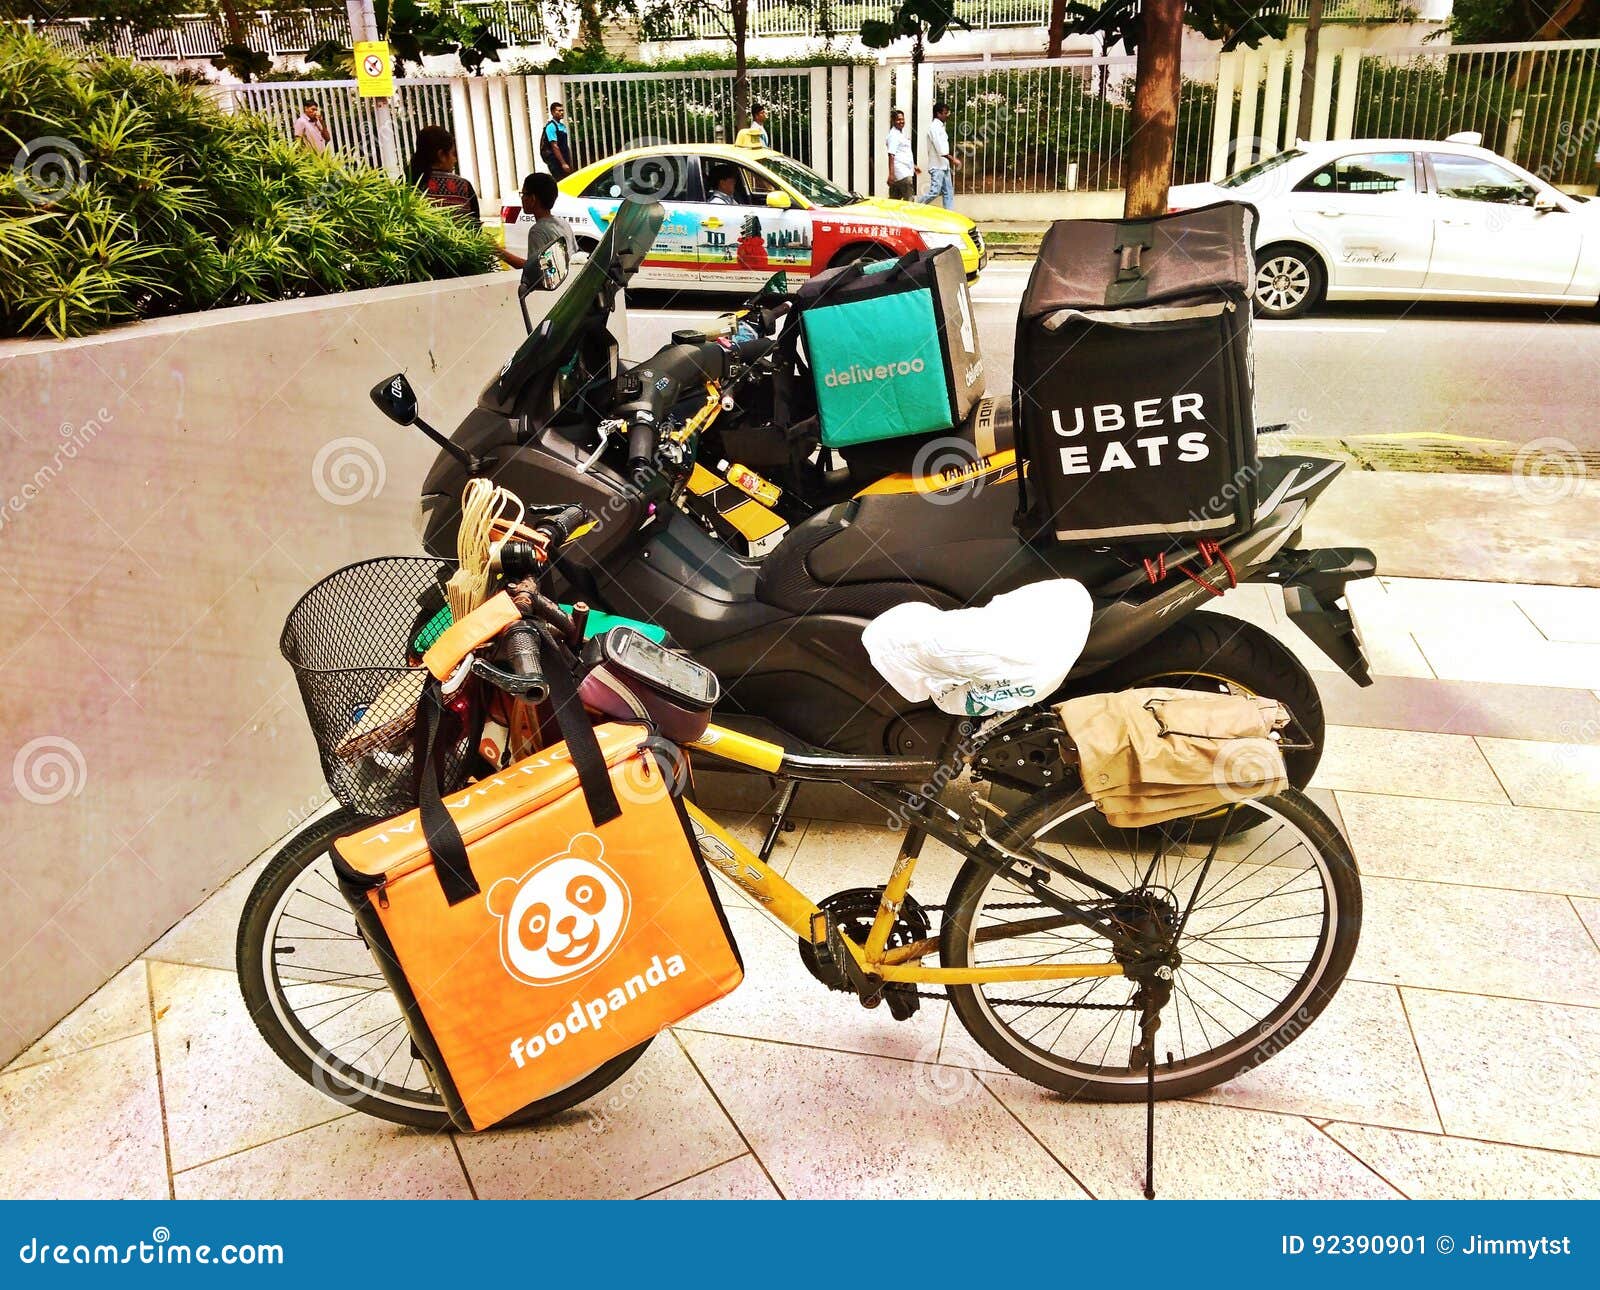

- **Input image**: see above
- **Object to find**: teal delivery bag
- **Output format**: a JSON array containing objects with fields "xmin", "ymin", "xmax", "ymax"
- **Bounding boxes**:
[{"xmin": 796, "ymin": 249, "xmax": 984, "ymax": 449}]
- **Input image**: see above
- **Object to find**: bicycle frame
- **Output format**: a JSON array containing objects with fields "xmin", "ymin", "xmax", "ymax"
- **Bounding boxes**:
[{"xmin": 682, "ymin": 722, "xmax": 1129, "ymax": 987}]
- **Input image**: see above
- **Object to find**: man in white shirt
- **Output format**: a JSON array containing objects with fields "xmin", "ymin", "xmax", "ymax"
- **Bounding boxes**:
[
  {"xmin": 292, "ymin": 100, "xmax": 329, "ymax": 154},
  {"xmin": 885, "ymin": 109, "xmax": 918, "ymax": 200},
  {"xmin": 920, "ymin": 101, "xmax": 958, "ymax": 209}
]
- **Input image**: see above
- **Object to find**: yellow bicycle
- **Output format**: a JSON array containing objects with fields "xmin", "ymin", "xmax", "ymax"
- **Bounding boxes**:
[{"xmin": 240, "ymin": 509, "xmax": 1361, "ymax": 1184}]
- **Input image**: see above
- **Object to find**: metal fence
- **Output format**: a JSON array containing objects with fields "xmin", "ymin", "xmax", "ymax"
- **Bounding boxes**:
[
  {"xmin": 1351, "ymin": 40, "xmax": 1600, "ymax": 185},
  {"xmin": 1279, "ymin": 0, "xmax": 1416, "ymax": 20},
  {"xmin": 558, "ymin": 67, "xmax": 817, "ymax": 166},
  {"xmin": 231, "ymin": 77, "xmax": 456, "ymax": 170},
  {"xmin": 656, "ymin": 0, "xmax": 1052, "ymax": 40},
  {"xmin": 934, "ymin": 56, "xmax": 1224, "ymax": 192}
]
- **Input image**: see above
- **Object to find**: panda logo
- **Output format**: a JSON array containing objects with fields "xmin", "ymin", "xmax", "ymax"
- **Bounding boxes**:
[{"xmin": 486, "ymin": 833, "xmax": 631, "ymax": 987}]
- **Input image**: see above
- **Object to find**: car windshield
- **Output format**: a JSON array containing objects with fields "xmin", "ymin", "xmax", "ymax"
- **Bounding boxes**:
[
  {"xmin": 1219, "ymin": 150, "xmax": 1305, "ymax": 189},
  {"xmin": 759, "ymin": 154, "xmax": 854, "ymax": 207}
]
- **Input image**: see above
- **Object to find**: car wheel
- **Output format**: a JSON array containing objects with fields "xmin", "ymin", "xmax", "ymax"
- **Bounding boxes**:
[{"xmin": 1253, "ymin": 244, "xmax": 1325, "ymax": 320}]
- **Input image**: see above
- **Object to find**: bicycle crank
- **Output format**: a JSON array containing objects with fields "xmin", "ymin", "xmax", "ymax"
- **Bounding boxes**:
[{"xmin": 796, "ymin": 887, "xmax": 930, "ymax": 1020}]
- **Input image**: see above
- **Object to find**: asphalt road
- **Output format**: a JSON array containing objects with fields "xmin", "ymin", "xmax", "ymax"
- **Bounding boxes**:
[{"xmin": 626, "ymin": 258, "xmax": 1600, "ymax": 452}]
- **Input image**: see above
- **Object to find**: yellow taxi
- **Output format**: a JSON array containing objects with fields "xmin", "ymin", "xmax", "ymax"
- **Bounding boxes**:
[{"xmin": 507, "ymin": 141, "xmax": 987, "ymax": 290}]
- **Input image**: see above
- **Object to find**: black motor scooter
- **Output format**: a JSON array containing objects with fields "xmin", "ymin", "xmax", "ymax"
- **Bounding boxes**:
[{"xmin": 380, "ymin": 201, "xmax": 1375, "ymax": 792}]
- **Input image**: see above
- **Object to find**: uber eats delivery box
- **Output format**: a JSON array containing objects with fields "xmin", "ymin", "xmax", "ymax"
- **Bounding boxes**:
[
  {"xmin": 1013, "ymin": 202, "xmax": 1258, "ymax": 548},
  {"xmin": 333, "ymin": 717, "xmax": 742, "ymax": 1131},
  {"xmin": 799, "ymin": 247, "xmax": 983, "ymax": 448}
]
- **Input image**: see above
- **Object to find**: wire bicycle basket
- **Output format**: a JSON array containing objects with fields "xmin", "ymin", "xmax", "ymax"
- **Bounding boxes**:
[{"xmin": 280, "ymin": 556, "xmax": 468, "ymax": 818}]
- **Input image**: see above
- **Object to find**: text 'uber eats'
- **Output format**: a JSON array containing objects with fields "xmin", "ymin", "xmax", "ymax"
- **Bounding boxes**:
[{"xmin": 1050, "ymin": 392, "xmax": 1214, "ymax": 474}]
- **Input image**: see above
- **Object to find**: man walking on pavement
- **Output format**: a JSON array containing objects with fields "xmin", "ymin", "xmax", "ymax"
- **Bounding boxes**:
[
  {"xmin": 885, "ymin": 108, "xmax": 918, "ymax": 200},
  {"xmin": 541, "ymin": 102, "xmax": 573, "ymax": 178},
  {"xmin": 920, "ymin": 101, "xmax": 958, "ymax": 209}
]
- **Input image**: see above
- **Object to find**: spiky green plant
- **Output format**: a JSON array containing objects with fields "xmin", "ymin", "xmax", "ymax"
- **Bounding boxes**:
[{"xmin": 0, "ymin": 31, "xmax": 499, "ymax": 340}]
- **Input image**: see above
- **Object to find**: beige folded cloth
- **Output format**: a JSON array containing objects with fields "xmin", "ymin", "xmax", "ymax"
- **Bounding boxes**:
[{"xmin": 1055, "ymin": 687, "xmax": 1290, "ymax": 828}]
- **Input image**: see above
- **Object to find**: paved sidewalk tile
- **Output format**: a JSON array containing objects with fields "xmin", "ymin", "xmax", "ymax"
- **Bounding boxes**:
[
  {"xmin": 1574, "ymin": 898, "xmax": 1600, "ymax": 948},
  {"xmin": 1196, "ymin": 981, "xmax": 1440, "ymax": 1132},
  {"xmin": 986, "ymin": 1082, "xmax": 1398, "ymax": 1200},
  {"xmin": 145, "ymin": 855, "xmax": 270, "ymax": 973},
  {"xmin": 1313, "ymin": 727, "xmax": 1508, "ymax": 804},
  {"xmin": 644, "ymin": 1154, "xmax": 780, "ymax": 1199},
  {"xmin": 1318, "ymin": 675, "xmax": 1600, "ymax": 746},
  {"xmin": 1337, "ymin": 793, "xmax": 1600, "ymax": 897},
  {"xmin": 0, "ymin": 1032, "xmax": 168, "ymax": 1199},
  {"xmin": 1512, "ymin": 585, "xmax": 1600, "ymax": 644},
  {"xmin": 2, "ymin": 961, "xmax": 150, "ymax": 1074},
  {"xmin": 1402, "ymin": 989, "xmax": 1600, "ymax": 1155},
  {"xmin": 149, "ymin": 961, "xmax": 349, "ymax": 1173},
  {"xmin": 1323, "ymin": 1123, "xmax": 1600, "ymax": 1199},
  {"xmin": 680, "ymin": 1031, "xmax": 1087, "ymax": 1199},
  {"xmin": 1476, "ymin": 738, "xmax": 1600, "ymax": 812},
  {"xmin": 1412, "ymin": 631, "xmax": 1600, "ymax": 691},
  {"xmin": 454, "ymin": 1035, "xmax": 743, "ymax": 1200},
  {"xmin": 1352, "ymin": 878, "xmax": 1600, "ymax": 1006},
  {"xmin": 175, "ymin": 1114, "xmax": 470, "ymax": 1199}
]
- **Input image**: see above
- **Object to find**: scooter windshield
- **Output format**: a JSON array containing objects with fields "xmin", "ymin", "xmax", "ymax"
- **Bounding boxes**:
[{"xmin": 480, "ymin": 200, "xmax": 665, "ymax": 415}]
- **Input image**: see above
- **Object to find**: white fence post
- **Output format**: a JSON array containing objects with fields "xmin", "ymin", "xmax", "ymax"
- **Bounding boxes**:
[
  {"xmin": 809, "ymin": 67, "xmax": 829, "ymax": 170},
  {"xmin": 1332, "ymin": 49, "xmax": 1362, "ymax": 140},
  {"xmin": 448, "ymin": 78, "xmax": 478, "ymax": 189},
  {"xmin": 1235, "ymin": 48, "xmax": 1261, "ymax": 168},
  {"xmin": 1209, "ymin": 53, "xmax": 1238, "ymax": 181},
  {"xmin": 914, "ymin": 59, "xmax": 934, "ymax": 156},
  {"xmin": 1259, "ymin": 47, "xmax": 1286, "ymax": 156},
  {"xmin": 487, "ymin": 76, "xmax": 517, "ymax": 202},
  {"xmin": 508, "ymin": 75, "xmax": 534, "ymax": 183},
  {"xmin": 1307, "ymin": 45, "xmax": 1337, "ymax": 142},
  {"xmin": 830, "ymin": 65, "xmax": 850, "ymax": 183},
  {"xmin": 872, "ymin": 62, "xmax": 893, "ymax": 196},
  {"xmin": 851, "ymin": 63, "xmax": 871, "ymax": 193},
  {"xmin": 1282, "ymin": 41, "xmax": 1304, "ymax": 147}
]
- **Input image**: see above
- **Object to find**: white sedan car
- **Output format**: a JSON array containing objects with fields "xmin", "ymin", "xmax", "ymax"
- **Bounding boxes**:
[{"xmin": 1169, "ymin": 135, "xmax": 1600, "ymax": 318}]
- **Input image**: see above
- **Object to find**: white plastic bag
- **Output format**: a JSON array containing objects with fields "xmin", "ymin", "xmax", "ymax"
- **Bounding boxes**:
[{"xmin": 863, "ymin": 580, "xmax": 1094, "ymax": 717}]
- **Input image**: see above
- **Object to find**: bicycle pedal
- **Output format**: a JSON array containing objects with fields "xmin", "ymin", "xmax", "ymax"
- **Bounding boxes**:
[{"xmin": 807, "ymin": 910, "xmax": 876, "ymax": 998}]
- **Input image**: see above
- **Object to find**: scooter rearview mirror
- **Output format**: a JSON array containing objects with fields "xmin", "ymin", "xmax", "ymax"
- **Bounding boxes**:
[
  {"xmin": 370, "ymin": 373, "xmax": 418, "ymax": 426},
  {"xmin": 369, "ymin": 372, "xmax": 485, "ymax": 478}
]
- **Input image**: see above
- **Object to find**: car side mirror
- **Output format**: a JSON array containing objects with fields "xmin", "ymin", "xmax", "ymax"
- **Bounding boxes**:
[
  {"xmin": 765, "ymin": 190, "xmax": 793, "ymax": 210},
  {"xmin": 1534, "ymin": 192, "xmax": 1561, "ymax": 214},
  {"xmin": 370, "ymin": 372, "xmax": 418, "ymax": 426}
]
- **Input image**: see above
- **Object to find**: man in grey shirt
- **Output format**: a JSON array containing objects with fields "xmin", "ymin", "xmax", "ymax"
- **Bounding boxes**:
[{"xmin": 515, "ymin": 172, "xmax": 576, "ymax": 292}]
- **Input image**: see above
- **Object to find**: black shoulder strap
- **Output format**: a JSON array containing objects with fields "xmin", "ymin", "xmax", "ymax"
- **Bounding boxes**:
[{"xmin": 416, "ymin": 632, "xmax": 620, "ymax": 908}]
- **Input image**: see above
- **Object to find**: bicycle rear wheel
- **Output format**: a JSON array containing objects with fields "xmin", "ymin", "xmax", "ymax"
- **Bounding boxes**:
[
  {"xmin": 940, "ymin": 785, "xmax": 1359, "ymax": 1101},
  {"xmin": 236, "ymin": 807, "xmax": 652, "ymax": 1131}
]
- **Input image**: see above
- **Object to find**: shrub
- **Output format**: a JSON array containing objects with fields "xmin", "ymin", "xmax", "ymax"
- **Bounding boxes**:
[{"xmin": 0, "ymin": 31, "xmax": 498, "ymax": 341}]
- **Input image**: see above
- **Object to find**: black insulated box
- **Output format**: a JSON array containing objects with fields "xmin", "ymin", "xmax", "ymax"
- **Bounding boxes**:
[{"xmin": 1013, "ymin": 202, "xmax": 1259, "ymax": 548}]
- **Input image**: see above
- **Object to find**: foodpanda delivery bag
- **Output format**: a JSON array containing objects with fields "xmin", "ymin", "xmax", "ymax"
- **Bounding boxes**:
[{"xmin": 333, "ymin": 648, "xmax": 741, "ymax": 1131}]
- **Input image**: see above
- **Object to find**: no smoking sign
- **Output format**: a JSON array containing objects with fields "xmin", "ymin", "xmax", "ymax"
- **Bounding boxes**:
[{"xmin": 354, "ymin": 40, "xmax": 393, "ymax": 98}]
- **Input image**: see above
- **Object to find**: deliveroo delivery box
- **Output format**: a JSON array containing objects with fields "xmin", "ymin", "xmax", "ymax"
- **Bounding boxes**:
[{"xmin": 799, "ymin": 247, "xmax": 984, "ymax": 449}]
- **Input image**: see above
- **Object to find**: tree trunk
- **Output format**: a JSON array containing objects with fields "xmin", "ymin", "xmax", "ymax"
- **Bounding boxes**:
[
  {"xmin": 578, "ymin": 0, "xmax": 605, "ymax": 50},
  {"xmin": 216, "ymin": 0, "xmax": 248, "ymax": 47},
  {"xmin": 734, "ymin": 0, "xmax": 750, "ymax": 127},
  {"xmin": 1295, "ymin": 0, "xmax": 1325, "ymax": 143},
  {"xmin": 1512, "ymin": 0, "xmax": 1590, "ymax": 90},
  {"xmin": 1047, "ymin": 0, "xmax": 1067, "ymax": 57},
  {"xmin": 1124, "ymin": 0, "xmax": 1183, "ymax": 217}
]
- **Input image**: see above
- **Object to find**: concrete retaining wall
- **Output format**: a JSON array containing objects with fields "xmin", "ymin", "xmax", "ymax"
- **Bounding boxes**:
[{"xmin": 0, "ymin": 271, "xmax": 573, "ymax": 1065}]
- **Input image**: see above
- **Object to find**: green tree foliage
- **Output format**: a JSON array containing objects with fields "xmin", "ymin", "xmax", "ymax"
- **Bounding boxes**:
[
  {"xmin": 0, "ymin": 30, "xmax": 497, "ymax": 340},
  {"xmin": 306, "ymin": 0, "xmax": 506, "ymax": 76}
]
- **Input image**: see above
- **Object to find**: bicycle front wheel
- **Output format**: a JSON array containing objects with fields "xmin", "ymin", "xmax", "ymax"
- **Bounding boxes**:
[
  {"xmin": 236, "ymin": 807, "xmax": 652, "ymax": 1131},
  {"xmin": 940, "ymin": 785, "xmax": 1360, "ymax": 1101}
]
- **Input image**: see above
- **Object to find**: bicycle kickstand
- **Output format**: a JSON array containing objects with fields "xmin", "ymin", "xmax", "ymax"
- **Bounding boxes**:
[{"xmin": 759, "ymin": 779, "xmax": 799, "ymax": 863}]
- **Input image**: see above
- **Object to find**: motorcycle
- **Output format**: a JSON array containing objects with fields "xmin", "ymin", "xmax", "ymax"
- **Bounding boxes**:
[{"xmin": 378, "ymin": 200, "xmax": 1375, "ymax": 793}]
